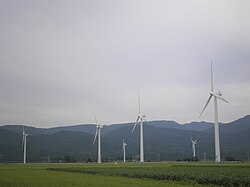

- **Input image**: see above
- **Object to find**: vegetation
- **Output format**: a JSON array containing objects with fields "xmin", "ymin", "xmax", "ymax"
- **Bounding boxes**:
[
  {"xmin": 0, "ymin": 163, "xmax": 204, "ymax": 187},
  {"xmin": 1, "ymin": 162, "xmax": 250, "ymax": 186},
  {"xmin": 1, "ymin": 115, "xmax": 250, "ymax": 162},
  {"xmin": 49, "ymin": 162, "xmax": 250, "ymax": 187}
]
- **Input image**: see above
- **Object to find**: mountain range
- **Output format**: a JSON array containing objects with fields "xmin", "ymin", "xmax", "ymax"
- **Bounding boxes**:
[{"xmin": 0, "ymin": 115, "xmax": 249, "ymax": 163}]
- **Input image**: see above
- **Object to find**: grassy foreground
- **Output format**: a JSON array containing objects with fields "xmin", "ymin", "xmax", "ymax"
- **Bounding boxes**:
[
  {"xmin": 1, "ymin": 162, "xmax": 250, "ymax": 187},
  {"xmin": 51, "ymin": 163, "xmax": 250, "ymax": 187},
  {"xmin": 0, "ymin": 163, "xmax": 205, "ymax": 187},
  {"xmin": 49, "ymin": 162, "xmax": 250, "ymax": 187}
]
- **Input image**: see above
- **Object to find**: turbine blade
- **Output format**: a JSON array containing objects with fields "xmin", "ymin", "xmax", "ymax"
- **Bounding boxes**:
[
  {"xmin": 132, "ymin": 116, "xmax": 140, "ymax": 133},
  {"xmin": 138, "ymin": 94, "xmax": 141, "ymax": 114},
  {"xmin": 93, "ymin": 129, "xmax": 98, "ymax": 144},
  {"xmin": 199, "ymin": 95, "xmax": 213, "ymax": 118},
  {"xmin": 215, "ymin": 95, "xmax": 229, "ymax": 103},
  {"xmin": 94, "ymin": 115, "xmax": 98, "ymax": 125},
  {"xmin": 211, "ymin": 60, "xmax": 214, "ymax": 92},
  {"xmin": 191, "ymin": 138, "xmax": 193, "ymax": 143}
]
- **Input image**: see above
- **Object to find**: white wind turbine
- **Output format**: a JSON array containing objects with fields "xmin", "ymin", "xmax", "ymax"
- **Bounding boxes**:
[
  {"xmin": 122, "ymin": 139, "xmax": 127, "ymax": 163},
  {"xmin": 132, "ymin": 94, "xmax": 146, "ymax": 163},
  {"xmin": 22, "ymin": 127, "xmax": 28, "ymax": 164},
  {"xmin": 93, "ymin": 116, "xmax": 103, "ymax": 164},
  {"xmin": 191, "ymin": 138, "xmax": 197, "ymax": 158},
  {"xmin": 199, "ymin": 61, "xmax": 229, "ymax": 163}
]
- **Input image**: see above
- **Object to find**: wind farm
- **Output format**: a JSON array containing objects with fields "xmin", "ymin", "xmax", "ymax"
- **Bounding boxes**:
[
  {"xmin": 1, "ymin": 61, "xmax": 249, "ymax": 186},
  {"xmin": 8, "ymin": 64, "xmax": 233, "ymax": 165},
  {"xmin": 0, "ymin": 68, "xmax": 249, "ymax": 187},
  {"xmin": 1, "ymin": 0, "xmax": 250, "ymax": 186}
]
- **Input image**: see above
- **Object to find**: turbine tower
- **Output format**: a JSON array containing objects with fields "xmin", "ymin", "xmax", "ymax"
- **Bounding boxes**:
[
  {"xmin": 22, "ymin": 127, "xmax": 28, "ymax": 164},
  {"xmin": 191, "ymin": 138, "xmax": 197, "ymax": 158},
  {"xmin": 132, "ymin": 94, "xmax": 146, "ymax": 163},
  {"xmin": 199, "ymin": 61, "xmax": 229, "ymax": 163},
  {"xmin": 93, "ymin": 116, "xmax": 102, "ymax": 164},
  {"xmin": 122, "ymin": 139, "xmax": 127, "ymax": 163}
]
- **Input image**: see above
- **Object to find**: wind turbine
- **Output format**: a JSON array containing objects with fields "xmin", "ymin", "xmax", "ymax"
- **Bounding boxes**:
[
  {"xmin": 199, "ymin": 61, "xmax": 229, "ymax": 163},
  {"xmin": 132, "ymin": 94, "xmax": 146, "ymax": 163},
  {"xmin": 122, "ymin": 139, "xmax": 127, "ymax": 163},
  {"xmin": 22, "ymin": 127, "xmax": 28, "ymax": 164},
  {"xmin": 191, "ymin": 138, "xmax": 197, "ymax": 158},
  {"xmin": 93, "ymin": 116, "xmax": 103, "ymax": 164}
]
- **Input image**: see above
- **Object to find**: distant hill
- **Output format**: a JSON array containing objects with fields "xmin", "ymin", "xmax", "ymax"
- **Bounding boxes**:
[
  {"xmin": 148, "ymin": 120, "xmax": 213, "ymax": 132},
  {"xmin": 1, "ymin": 123, "xmax": 130, "ymax": 136},
  {"xmin": 220, "ymin": 115, "xmax": 250, "ymax": 134},
  {"xmin": 0, "ymin": 115, "xmax": 249, "ymax": 163},
  {"xmin": 47, "ymin": 124, "xmax": 126, "ymax": 135},
  {"xmin": 205, "ymin": 115, "xmax": 250, "ymax": 134},
  {"xmin": 1, "ymin": 125, "xmax": 48, "ymax": 136}
]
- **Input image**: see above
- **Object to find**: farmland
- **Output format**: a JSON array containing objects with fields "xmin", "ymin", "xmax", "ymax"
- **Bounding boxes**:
[{"xmin": 0, "ymin": 162, "xmax": 250, "ymax": 187}]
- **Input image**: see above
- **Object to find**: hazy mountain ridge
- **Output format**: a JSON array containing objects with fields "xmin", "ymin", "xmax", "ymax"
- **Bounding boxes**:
[
  {"xmin": 5, "ymin": 115, "xmax": 246, "ymax": 136},
  {"xmin": 0, "ymin": 115, "xmax": 249, "ymax": 162},
  {"xmin": 148, "ymin": 120, "xmax": 213, "ymax": 132},
  {"xmin": 205, "ymin": 115, "xmax": 250, "ymax": 134},
  {"xmin": 0, "ymin": 123, "xmax": 131, "ymax": 136}
]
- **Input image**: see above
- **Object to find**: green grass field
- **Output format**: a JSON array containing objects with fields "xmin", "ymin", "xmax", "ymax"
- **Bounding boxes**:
[{"xmin": 0, "ymin": 162, "xmax": 250, "ymax": 187}]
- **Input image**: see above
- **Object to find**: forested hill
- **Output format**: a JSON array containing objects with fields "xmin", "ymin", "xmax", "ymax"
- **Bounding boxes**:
[{"xmin": 0, "ymin": 115, "xmax": 249, "ymax": 162}]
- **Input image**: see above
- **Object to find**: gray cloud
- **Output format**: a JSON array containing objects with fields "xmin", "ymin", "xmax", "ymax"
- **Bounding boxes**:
[{"xmin": 0, "ymin": 0, "xmax": 249, "ymax": 127}]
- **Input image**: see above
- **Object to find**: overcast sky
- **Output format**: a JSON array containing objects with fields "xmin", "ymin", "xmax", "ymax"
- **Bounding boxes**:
[{"xmin": 0, "ymin": 0, "xmax": 249, "ymax": 127}]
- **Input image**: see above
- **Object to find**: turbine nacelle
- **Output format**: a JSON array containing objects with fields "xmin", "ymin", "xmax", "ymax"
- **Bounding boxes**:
[
  {"xmin": 209, "ymin": 91, "xmax": 229, "ymax": 103},
  {"xmin": 23, "ymin": 133, "xmax": 28, "ymax": 137},
  {"xmin": 22, "ymin": 128, "xmax": 28, "ymax": 136},
  {"xmin": 138, "ymin": 114, "xmax": 146, "ymax": 119},
  {"xmin": 122, "ymin": 141, "xmax": 127, "ymax": 151},
  {"xmin": 191, "ymin": 138, "xmax": 197, "ymax": 144},
  {"xmin": 122, "ymin": 139, "xmax": 127, "ymax": 147},
  {"xmin": 132, "ymin": 114, "xmax": 147, "ymax": 133},
  {"xmin": 200, "ymin": 91, "xmax": 229, "ymax": 118},
  {"xmin": 22, "ymin": 128, "xmax": 28, "ymax": 148},
  {"xmin": 96, "ymin": 124, "xmax": 103, "ymax": 129},
  {"xmin": 210, "ymin": 91, "xmax": 222, "ymax": 97},
  {"xmin": 93, "ymin": 120, "xmax": 103, "ymax": 144}
]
